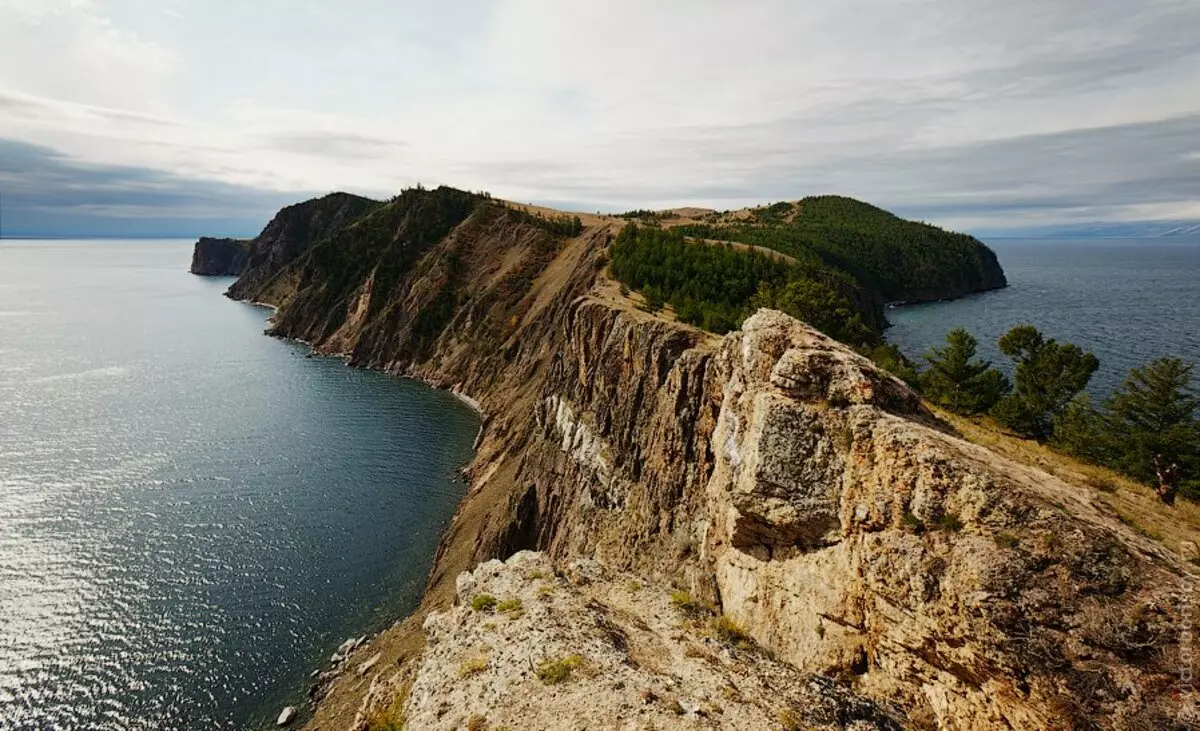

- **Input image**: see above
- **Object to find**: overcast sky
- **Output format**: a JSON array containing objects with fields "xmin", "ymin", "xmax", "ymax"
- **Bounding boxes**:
[{"xmin": 1, "ymin": 0, "xmax": 1198, "ymax": 236}]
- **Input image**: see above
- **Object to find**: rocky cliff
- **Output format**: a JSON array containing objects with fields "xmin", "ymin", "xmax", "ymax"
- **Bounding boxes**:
[
  {"xmin": 189, "ymin": 237, "xmax": 251, "ymax": 275},
  {"xmin": 200, "ymin": 189, "xmax": 1194, "ymax": 730}
]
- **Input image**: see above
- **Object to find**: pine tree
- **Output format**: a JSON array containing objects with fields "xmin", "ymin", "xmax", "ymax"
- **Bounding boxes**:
[
  {"xmin": 1103, "ymin": 357, "xmax": 1199, "ymax": 504},
  {"xmin": 992, "ymin": 325, "xmax": 1099, "ymax": 439},
  {"xmin": 921, "ymin": 329, "xmax": 1009, "ymax": 414}
]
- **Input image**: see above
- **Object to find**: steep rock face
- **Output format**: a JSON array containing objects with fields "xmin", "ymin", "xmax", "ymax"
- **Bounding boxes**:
[
  {"xmin": 204, "ymin": 191, "xmax": 1188, "ymax": 730},
  {"xmin": 702, "ymin": 312, "xmax": 1184, "ymax": 729},
  {"xmin": 189, "ymin": 237, "xmax": 250, "ymax": 275}
]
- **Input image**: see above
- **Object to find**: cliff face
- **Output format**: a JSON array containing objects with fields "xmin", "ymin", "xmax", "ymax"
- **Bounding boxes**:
[
  {"xmin": 226, "ymin": 192, "xmax": 383, "ymax": 302},
  {"xmin": 189, "ymin": 237, "xmax": 250, "ymax": 275},
  {"xmin": 200, "ymin": 190, "xmax": 1191, "ymax": 730}
]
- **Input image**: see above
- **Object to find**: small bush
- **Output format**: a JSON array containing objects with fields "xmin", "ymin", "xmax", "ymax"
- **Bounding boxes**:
[
  {"xmin": 457, "ymin": 656, "xmax": 488, "ymax": 678},
  {"xmin": 901, "ymin": 509, "xmax": 924, "ymax": 533},
  {"xmin": 670, "ymin": 590, "xmax": 714, "ymax": 619},
  {"xmin": 714, "ymin": 616, "xmax": 754, "ymax": 649},
  {"xmin": 497, "ymin": 599, "xmax": 524, "ymax": 618},
  {"xmin": 936, "ymin": 512, "xmax": 963, "ymax": 532},
  {"xmin": 471, "ymin": 594, "xmax": 498, "ymax": 612},
  {"xmin": 994, "ymin": 532, "xmax": 1020, "ymax": 549},
  {"xmin": 536, "ymin": 654, "xmax": 585, "ymax": 684}
]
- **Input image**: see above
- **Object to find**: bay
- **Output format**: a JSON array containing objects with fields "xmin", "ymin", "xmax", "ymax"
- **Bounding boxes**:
[{"xmin": 0, "ymin": 240, "xmax": 479, "ymax": 729}]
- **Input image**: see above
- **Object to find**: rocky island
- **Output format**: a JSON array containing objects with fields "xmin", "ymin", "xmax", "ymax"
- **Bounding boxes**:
[{"xmin": 195, "ymin": 188, "xmax": 1190, "ymax": 730}]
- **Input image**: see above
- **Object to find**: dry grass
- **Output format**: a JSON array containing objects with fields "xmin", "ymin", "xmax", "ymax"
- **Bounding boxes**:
[
  {"xmin": 535, "ymin": 654, "xmax": 587, "ymax": 684},
  {"xmin": 670, "ymin": 590, "xmax": 715, "ymax": 619},
  {"xmin": 457, "ymin": 655, "xmax": 489, "ymax": 679},
  {"xmin": 936, "ymin": 408, "xmax": 1200, "ymax": 552}
]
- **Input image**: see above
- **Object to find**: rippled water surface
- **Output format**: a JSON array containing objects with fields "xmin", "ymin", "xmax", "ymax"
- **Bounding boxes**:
[
  {"xmin": 886, "ymin": 238, "xmax": 1200, "ymax": 396},
  {"xmin": 0, "ymin": 240, "xmax": 479, "ymax": 729}
]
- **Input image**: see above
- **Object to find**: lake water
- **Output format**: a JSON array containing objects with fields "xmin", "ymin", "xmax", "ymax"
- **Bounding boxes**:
[
  {"xmin": 0, "ymin": 240, "xmax": 480, "ymax": 729},
  {"xmin": 886, "ymin": 238, "xmax": 1200, "ymax": 397}
]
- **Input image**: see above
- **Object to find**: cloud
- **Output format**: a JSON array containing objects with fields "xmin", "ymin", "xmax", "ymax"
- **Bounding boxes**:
[
  {"xmin": 266, "ymin": 131, "xmax": 408, "ymax": 160},
  {"xmin": 0, "ymin": 138, "xmax": 313, "ymax": 237},
  {"xmin": 0, "ymin": 0, "xmax": 1196, "ymax": 234}
]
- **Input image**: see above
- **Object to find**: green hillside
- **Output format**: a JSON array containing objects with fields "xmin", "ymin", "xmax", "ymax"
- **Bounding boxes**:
[{"xmin": 610, "ymin": 196, "xmax": 1006, "ymax": 344}]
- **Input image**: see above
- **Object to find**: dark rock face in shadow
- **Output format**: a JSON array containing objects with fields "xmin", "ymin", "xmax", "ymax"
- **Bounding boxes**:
[{"xmin": 189, "ymin": 237, "xmax": 251, "ymax": 276}]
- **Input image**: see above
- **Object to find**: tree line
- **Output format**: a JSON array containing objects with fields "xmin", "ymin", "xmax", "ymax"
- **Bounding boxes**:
[
  {"xmin": 908, "ymin": 326, "xmax": 1198, "ymax": 504},
  {"xmin": 608, "ymin": 224, "xmax": 877, "ymax": 342},
  {"xmin": 675, "ymin": 195, "xmax": 1005, "ymax": 304}
]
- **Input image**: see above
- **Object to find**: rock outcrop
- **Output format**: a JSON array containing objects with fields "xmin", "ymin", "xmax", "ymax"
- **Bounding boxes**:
[
  {"xmin": 189, "ymin": 237, "xmax": 250, "ymax": 275},
  {"xmin": 196, "ymin": 189, "xmax": 1193, "ymax": 730},
  {"xmin": 370, "ymin": 551, "xmax": 905, "ymax": 730}
]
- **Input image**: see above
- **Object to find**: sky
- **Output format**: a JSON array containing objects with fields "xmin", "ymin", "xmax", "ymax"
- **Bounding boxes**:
[{"xmin": 1, "ymin": 0, "xmax": 1198, "ymax": 237}]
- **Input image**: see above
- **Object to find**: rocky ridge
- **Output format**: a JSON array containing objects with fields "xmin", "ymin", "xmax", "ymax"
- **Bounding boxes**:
[{"xmin": 200, "ymin": 189, "xmax": 1194, "ymax": 730}]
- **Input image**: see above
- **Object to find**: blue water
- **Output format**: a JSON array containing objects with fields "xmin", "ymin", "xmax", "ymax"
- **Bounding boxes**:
[
  {"xmin": 886, "ymin": 238, "xmax": 1200, "ymax": 397},
  {"xmin": 0, "ymin": 240, "xmax": 480, "ymax": 729}
]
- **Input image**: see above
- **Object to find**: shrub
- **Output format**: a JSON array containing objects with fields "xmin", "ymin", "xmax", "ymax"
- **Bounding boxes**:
[
  {"xmin": 714, "ymin": 616, "xmax": 754, "ymax": 649},
  {"xmin": 457, "ymin": 656, "xmax": 488, "ymax": 678},
  {"xmin": 496, "ymin": 599, "xmax": 524, "ymax": 618},
  {"xmin": 536, "ymin": 654, "xmax": 585, "ymax": 684},
  {"xmin": 471, "ymin": 594, "xmax": 497, "ymax": 612},
  {"xmin": 994, "ymin": 532, "xmax": 1020, "ymax": 549},
  {"xmin": 670, "ymin": 590, "xmax": 714, "ymax": 619},
  {"xmin": 936, "ymin": 512, "xmax": 964, "ymax": 532},
  {"xmin": 901, "ymin": 509, "xmax": 924, "ymax": 533}
]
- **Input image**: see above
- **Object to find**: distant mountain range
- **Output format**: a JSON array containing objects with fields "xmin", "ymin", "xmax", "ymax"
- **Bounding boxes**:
[{"xmin": 972, "ymin": 220, "xmax": 1200, "ymax": 239}]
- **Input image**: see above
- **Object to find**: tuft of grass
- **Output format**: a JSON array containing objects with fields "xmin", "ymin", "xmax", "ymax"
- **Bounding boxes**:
[
  {"xmin": 536, "ymin": 654, "xmax": 585, "ymax": 685},
  {"xmin": 626, "ymin": 580, "xmax": 643, "ymax": 592},
  {"xmin": 364, "ymin": 671, "xmax": 413, "ymax": 731},
  {"xmin": 993, "ymin": 532, "xmax": 1020, "ymax": 549},
  {"xmin": 466, "ymin": 714, "xmax": 487, "ymax": 731},
  {"xmin": 779, "ymin": 707, "xmax": 805, "ymax": 731},
  {"xmin": 471, "ymin": 594, "xmax": 498, "ymax": 612},
  {"xmin": 936, "ymin": 512, "xmax": 964, "ymax": 532},
  {"xmin": 537, "ymin": 585, "xmax": 555, "ymax": 599},
  {"xmin": 1087, "ymin": 476, "xmax": 1119, "ymax": 493},
  {"xmin": 714, "ymin": 615, "xmax": 754, "ymax": 649},
  {"xmin": 497, "ymin": 599, "xmax": 524, "ymax": 618},
  {"xmin": 901, "ymin": 509, "xmax": 925, "ymax": 534},
  {"xmin": 671, "ymin": 590, "xmax": 715, "ymax": 619},
  {"xmin": 527, "ymin": 569, "xmax": 549, "ymax": 581},
  {"xmin": 457, "ymin": 656, "xmax": 488, "ymax": 679}
]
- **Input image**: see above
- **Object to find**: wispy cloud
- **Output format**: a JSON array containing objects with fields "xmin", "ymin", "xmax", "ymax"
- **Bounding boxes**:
[{"xmin": 0, "ymin": 0, "xmax": 1197, "ymax": 234}]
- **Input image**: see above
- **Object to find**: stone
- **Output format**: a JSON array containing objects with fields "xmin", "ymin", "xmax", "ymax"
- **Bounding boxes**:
[{"xmin": 275, "ymin": 705, "xmax": 296, "ymax": 726}]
